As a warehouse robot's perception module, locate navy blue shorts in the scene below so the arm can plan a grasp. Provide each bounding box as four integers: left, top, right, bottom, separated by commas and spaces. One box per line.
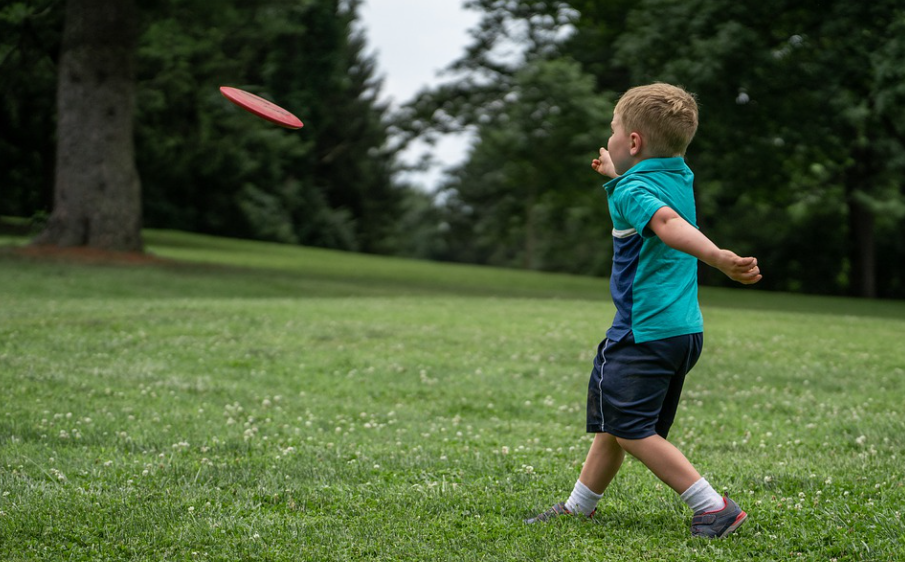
586, 332, 703, 439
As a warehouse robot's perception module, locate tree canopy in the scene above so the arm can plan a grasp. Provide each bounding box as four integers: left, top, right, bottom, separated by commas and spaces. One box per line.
2, 0, 904, 298
2, 0, 402, 252
399, 0, 905, 298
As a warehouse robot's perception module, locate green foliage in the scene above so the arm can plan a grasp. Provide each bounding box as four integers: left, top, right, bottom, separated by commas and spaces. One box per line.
438, 59, 613, 274
394, 3, 617, 274
6, 1, 905, 297
409, 0, 905, 297
135, 0, 398, 251
606, 0, 905, 296
2, 0, 401, 253
379, 188, 451, 261
396, 0, 583, 146
0, 0, 62, 218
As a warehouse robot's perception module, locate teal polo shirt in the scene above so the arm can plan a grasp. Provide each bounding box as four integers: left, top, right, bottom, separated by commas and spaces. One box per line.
603, 157, 703, 343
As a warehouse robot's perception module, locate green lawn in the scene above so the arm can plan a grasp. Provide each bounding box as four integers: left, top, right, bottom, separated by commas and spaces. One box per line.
1, 230, 903, 561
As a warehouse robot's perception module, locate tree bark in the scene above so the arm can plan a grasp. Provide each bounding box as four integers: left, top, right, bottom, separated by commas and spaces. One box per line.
848, 197, 877, 298
33, 0, 143, 252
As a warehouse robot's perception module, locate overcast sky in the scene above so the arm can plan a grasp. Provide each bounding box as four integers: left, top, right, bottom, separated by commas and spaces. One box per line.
359, 0, 479, 106
358, 0, 481, 190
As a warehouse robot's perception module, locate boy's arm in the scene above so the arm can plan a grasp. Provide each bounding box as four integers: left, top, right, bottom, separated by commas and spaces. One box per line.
648, 206, 762, 285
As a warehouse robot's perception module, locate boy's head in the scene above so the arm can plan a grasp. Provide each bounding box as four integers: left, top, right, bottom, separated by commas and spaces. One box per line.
613, 83, 698, 159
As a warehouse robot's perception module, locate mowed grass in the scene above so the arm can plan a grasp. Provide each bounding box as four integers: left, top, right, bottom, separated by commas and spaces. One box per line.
1, 229, 904, 561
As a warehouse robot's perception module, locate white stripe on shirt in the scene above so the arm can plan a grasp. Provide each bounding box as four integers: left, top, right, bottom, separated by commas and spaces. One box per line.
612, 227, 638, 239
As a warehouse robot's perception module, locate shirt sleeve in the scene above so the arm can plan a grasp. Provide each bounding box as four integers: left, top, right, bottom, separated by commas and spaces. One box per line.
611, 179, 667, 237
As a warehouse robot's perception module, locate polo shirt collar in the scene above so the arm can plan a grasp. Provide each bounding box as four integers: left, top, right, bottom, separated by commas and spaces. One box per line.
604, 157, 688, 191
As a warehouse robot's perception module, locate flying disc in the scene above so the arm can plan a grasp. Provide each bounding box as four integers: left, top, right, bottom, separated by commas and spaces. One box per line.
219, 86, 303, 129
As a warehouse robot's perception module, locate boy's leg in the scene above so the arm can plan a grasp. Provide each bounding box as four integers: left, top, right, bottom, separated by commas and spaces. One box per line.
614, 434, 699, 494
563, 432, 625, 516
526, 433, 623, 522
529, 336, 650, 521
616, 434, 726, 515
578, 432, 625, 494
596, 333, 723, 510
620, 433, 747, 537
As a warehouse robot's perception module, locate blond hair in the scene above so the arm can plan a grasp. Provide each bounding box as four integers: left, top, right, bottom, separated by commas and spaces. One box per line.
615, 83, 698, 157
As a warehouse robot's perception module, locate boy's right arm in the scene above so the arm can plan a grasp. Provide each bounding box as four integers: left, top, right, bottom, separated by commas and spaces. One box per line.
647, 206, 762, 285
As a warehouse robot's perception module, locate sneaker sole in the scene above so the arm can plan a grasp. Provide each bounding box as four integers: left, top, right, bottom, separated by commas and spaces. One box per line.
718, 511, 748, 538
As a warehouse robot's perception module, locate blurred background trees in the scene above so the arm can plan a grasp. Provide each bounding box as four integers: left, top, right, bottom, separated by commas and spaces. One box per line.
1, 0, 903, 298
403, 0, 905, 298
2, 0, 399, 253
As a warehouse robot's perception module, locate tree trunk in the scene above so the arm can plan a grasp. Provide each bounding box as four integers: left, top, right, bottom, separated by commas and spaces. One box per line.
848, 197, 877, 298
33, 0, 142, 252
523, 198, 536, 270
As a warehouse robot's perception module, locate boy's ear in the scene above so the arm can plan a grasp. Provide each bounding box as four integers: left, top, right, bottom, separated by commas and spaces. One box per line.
629, 132, 643, 156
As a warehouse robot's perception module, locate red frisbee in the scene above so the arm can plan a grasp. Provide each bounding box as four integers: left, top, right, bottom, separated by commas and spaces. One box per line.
219, 86, 303, 129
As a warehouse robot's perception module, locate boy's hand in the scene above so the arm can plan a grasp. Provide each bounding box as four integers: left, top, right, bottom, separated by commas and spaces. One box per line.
592, 147, 618, 178
713, 250, 762, 284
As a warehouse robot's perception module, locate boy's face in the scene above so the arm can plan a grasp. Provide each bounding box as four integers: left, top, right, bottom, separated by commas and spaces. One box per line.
608, 113, 636, 175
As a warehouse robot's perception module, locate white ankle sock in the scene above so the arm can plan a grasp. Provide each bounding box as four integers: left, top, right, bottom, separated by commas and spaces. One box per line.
680, 477, 724, 513
564, 479, 603, 516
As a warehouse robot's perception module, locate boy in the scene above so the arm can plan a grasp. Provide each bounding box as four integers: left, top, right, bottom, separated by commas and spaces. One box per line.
525, 83, 761, 538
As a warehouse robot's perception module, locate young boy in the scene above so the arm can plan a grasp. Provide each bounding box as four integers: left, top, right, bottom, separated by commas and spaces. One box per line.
525, 83, 761, 538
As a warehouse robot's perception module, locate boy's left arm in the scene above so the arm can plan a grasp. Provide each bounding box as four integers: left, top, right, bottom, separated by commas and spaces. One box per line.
648, 206, 762, 285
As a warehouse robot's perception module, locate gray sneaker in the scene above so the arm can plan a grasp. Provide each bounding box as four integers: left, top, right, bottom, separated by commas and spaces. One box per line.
525, 502, 594, 524
690, 496, 747, 538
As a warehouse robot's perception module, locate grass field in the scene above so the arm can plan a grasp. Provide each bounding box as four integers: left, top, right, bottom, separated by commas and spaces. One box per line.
1, 230, 904, 561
